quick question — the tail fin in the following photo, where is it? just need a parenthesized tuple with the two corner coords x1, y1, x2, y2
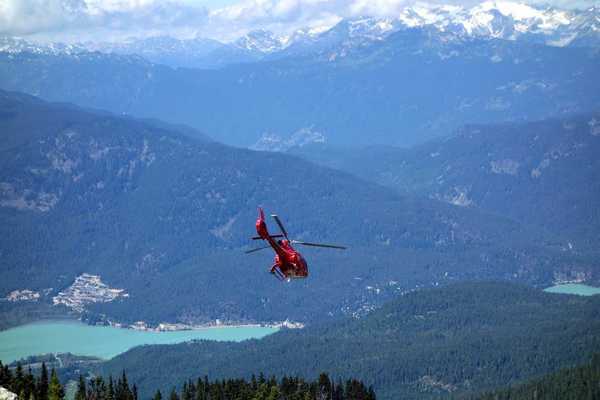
(256, 207, 269, 238)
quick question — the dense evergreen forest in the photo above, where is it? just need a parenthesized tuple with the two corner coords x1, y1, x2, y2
(99, 283, 600, 399)
(3, 90, 593, 329)
(147, 374, 375, 400)
(0, 362, 66, 400)
(294, 111, 600, 251)
(471, 354, 600, 400)
(0, 302, 73, 331)
(0, 361, 375, 400)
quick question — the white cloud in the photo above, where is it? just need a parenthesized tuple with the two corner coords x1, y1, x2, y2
(0, 0, 209, 40)
(0, 0, 597, 42)
(205, 0, 349, 39)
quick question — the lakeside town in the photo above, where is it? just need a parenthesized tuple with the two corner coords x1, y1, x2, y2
(3, 273, 304, 331)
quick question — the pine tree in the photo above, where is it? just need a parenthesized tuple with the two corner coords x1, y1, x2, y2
(107, 377, 115, 400)
(88, 376, 105, 400)
(332, 379, 344, 400)
(366, 386, 376, 400)
(48, 370, 64, 400)
(266, 386, 280, 400)
(75, 375, 87, 400)
(23, 367, 35, 400)
(317, 373, 331, 400)
(153, 391, 162, 400)
(181, 383, 190, 400)
(0, 362, 6, 388)
(253, 383, 269, 400)
(169, 388, 179, 400)
(14, 363, 25, 397)
(194, 378, 205, 400)
(37, 363, 49, 400)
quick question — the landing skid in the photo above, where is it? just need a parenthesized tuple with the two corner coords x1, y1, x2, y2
(270, 266, 286, 281)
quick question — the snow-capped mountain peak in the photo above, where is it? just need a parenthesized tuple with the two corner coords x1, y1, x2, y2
(393, 1, 599, 46)
(0, 36, 84, 55)
(1, 2, 599, 68)
(251, 128, 326, 152)
(234, 29, 287, 53)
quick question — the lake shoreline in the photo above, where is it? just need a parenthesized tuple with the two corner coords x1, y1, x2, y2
(0, 320, 280, 364)
(543, 283, 600, 296)
(1, 316, 302, 333)
(103, 318, 304, 332)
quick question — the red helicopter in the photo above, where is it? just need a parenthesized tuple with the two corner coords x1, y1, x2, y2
(246, 208, 347, 281)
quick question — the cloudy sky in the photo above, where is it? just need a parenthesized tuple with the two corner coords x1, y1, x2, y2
(0, 0, 598, 43)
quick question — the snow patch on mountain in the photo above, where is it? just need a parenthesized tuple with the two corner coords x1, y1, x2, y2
(234, 29, 287, 53)
(1, 2, 598, 65)
(490, 159, 520, 175)
(0, 182, 60, 212)
(251, 128, 326, 152)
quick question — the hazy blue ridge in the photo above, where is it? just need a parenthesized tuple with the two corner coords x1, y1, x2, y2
(0, 29, 599, 148)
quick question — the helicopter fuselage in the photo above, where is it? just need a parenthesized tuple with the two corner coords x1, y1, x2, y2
(256, 209, 308, 279)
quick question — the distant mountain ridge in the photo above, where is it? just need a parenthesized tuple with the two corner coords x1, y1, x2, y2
(1, 2, 598, 69)
(1, 29, 598, 148)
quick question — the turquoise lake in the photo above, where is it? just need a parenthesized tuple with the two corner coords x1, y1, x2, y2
(543, 283, 600, 296)
(0, 320, 278, 363)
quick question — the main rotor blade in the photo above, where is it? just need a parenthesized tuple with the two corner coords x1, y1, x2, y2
(251, 234, 284, 240)
(291, 240, 347, 250)
(271, 214, 289, 239)
(244, 245, 272, 254)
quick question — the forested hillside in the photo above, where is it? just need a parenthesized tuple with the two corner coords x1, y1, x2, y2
(2, 91, 594, 327)
(98, 282, 600, 400)
(294, 112, 600, 250)
(471, 354, 600, 400)
(1, 4, 600, 400)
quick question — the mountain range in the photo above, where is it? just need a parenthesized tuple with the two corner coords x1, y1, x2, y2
(1, 90, 595, 328)
(292, 112, 600, 250)
(1, 27, 599, 148)
(2, 2, 600, 398)
(2, 2, 599, 70)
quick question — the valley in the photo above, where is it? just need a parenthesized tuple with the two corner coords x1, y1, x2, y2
(96, 282, 600, 399)
(1, 91, 597, 330)
(1, 27, 599, 148)
(1, 2, 600, 400)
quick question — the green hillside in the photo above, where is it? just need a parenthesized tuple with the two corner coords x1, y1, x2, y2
(295, 112, 600, 252)
(98, 282, 600, 400)
(2, 91, 596, 327)
(472, 354, 600, 400)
